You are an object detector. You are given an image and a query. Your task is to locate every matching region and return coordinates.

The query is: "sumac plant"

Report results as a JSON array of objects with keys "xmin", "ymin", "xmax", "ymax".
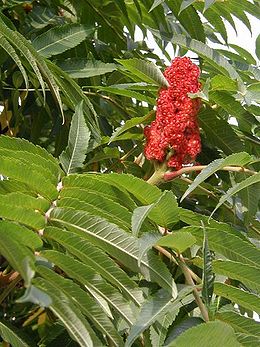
[{"xmin": 0, "ymin": 0, "xmax": 260, "ymax": 346}]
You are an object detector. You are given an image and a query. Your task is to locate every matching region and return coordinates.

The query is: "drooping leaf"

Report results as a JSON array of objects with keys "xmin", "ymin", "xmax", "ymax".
[
  {"xmin": 34, "ymin": 278, "xmax": 99, "ymax": 347},
  {"xmin": 125, "ymin": 289, "xmax": 193, "ymax": 347},
  {"xmin": 0, "ymin": 320, "xmax": 34, "ymax": 347},
  {"xmin": 43, "ymin": 227, "xmax": 143, "ymax": 306},
  {"xmin": 57, "ymin": 58, "xmax": 117, "ymax": 78},
  {"xmin": 37, "ymin": 265, "xmax": 124, "ymax": 346},
  {"xmin": 211, "ymin": 173, "xmax": 260, "ymax": 216},
  {"xmin": 49, "ymin": 208, "xmax": 177, "ymax": 296},
  {"xmin": 181, "ymin": 152, "xmax": 252, "ymax": 201},
  {"xmin": 213, "ymin": 260, "xmax": 260, "ymax": 293},
  {"xmin": 216, "ymin": 309, "xmax": 260, "ymax": 337},
  {"xmin": 149, "ymin": 0, "xmax": 165, "ymax": 12},
  {"xmin": 32, "ymin": 24, "xmax": 95, "ymax": 58},
  {"xmin": 0, "ymin": 224, "xmax": 35, "ymax": 286},
  {"xmin": 179, "ymin": 0, "xmax": 196, "ymax": 14},
  {"xmin": 214, "ymin": 283, "xmax": 260, "ymax": 314},
  {"xmin": 60, "ymin": 101, "xmax": 90, "ymax": 174},
  {"xmin": 116, "ymin": 58, "xmax": 169, "ymax": 87},
  {"xmin": 180, "ymin": 226, "xmax": 260, "ymax": 267}
]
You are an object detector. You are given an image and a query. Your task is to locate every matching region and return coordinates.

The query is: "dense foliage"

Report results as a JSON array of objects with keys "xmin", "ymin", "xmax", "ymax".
[{"xmin": 0, "ymin": 0, "xmax": 260, "ymax": 346}]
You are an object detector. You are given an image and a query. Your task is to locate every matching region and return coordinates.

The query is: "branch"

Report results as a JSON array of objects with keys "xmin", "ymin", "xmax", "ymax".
[
  {"xmin": 164, "ymin": 165, "xmax": 256, "ymax": 181},
  {"xmin": 178, "ymin": 255, "xmax": 209, "ymax": 322}
]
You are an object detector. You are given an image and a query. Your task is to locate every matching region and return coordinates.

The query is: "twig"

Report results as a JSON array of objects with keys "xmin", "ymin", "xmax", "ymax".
[
  {"xmin": 178, "ymin": 255, "xmax": 209, "ymax": 322},
  {"xmin": 164, "ymin": 165, "xmax": 256, "ymax": 181}
]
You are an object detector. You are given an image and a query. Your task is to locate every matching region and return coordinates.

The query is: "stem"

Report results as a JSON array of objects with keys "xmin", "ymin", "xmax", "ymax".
[
  {"xmin": 164, "ymin": 165, "xmax": 256, "ymax": 181},
  {"xmin": 0, "ymin": 274, "xmax": 21, "ymax": 305},
  {"xmin": 178, "ymin": 255, "xmax": 209, "ymax": 322}
]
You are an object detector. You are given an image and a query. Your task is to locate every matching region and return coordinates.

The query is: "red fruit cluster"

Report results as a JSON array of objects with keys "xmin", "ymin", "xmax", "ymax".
[{"xmin": 144, "ymin": 57, "xmax": 201, "ymax": 170}]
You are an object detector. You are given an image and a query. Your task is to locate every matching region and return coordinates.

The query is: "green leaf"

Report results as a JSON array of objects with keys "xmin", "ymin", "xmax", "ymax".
[
  {"xmin": 43, "ymin": 227, "xmax": 143, "ymax": 306},
  {"xmin": 0, "ymin": 34, "xmax": 29, "ymax": 92},
  {"xmin": 0, "ymin": 226, "xmax": 35, "ymax": 286},
  {"xmin": 156, "ymin": 232, "xmax": 196, "ymax": 254},
  {"xmin": 50, "ymin": 208, "xmax": 177, "ymax": 296},
  {"xmin": 202, "ymin": 226, "xmax": 214, "ymax": 308},
  {"xmin": 216, "ymin": 309, "xmax": 260, "ymax": 337},
  {"xmin": 138, "ymin": 233, "xmax": 162, "ymax": 267},
  {"xmin": 199, "ymin": 108, "xmax": 244, "ymax": 155},
  {"xmin": 211, "ymin": 173, "xmax": 260, "ymax": 216},
  {"xmin": 210, "ymin": 75, "xmax": 237, "ymax": 92},
  {"xmin": 235, "ymin": 333, "xmax": 260, "ymax": 347},
  {"xmin": 132, "ymin": 191, "xmax": 179, "ymax": 235},
  {"xmin": 34, "ymin": 278, "xmax": 98, "ymax": 347},
  {"xmin": 125, "ymin": 289, "xmax": 194, "ymax": 347},
  {"xmin": 213, "ymin": 260, "xmax": 260, "ymax": 293},
  {"xmin": 167, "ymin": 321, "xmax": 240, "ymax": 347},
  {"xmin": 256, "ymin": 34, "xmax": 260, "ymax": 60},
  {"xmin": 181, "ymin": 152, "xmax": 252, "ymax": 201},
  {"xmin": 37, "ymin": 265, "xmax": 124, "ymax": 346},
  {"xmin": 47, "ymin": 61, "xmax": 101, "ymax": 143},
  {"xmin": 167, "ymin": 0, "xmax": 205, "ymax": 43},
  {"xmin": 214, "ymin": 283, "xmax": 260, "ymax": 314},
  {"xmin": 0, "ymin": 220, "xmax": 42, "ymax": 250},
  {"xmin": 109, "ymin": 112, "xmax": 153, "ymax": 144},
  {"xmin": 150, "ymin": 32, "xmax": 240, "ymax": 80},
  {"xmin": 60, "ymin": 101, "xmax": 91, "ymax": 174},
  {"xmin": 0, "ymin": 320, "xmax": 34, "ymax": 347},
  {"xmin": 179, "ymin": 0, "xmax": 196, "ymax": 14},
  {"xmin": 149, "ymin": 0, "xmax": 165, "ymax": 12},
  {"xmin": 116, "ymin": 58, "xmax": 169, "ymax": 87},
  {"xmin": 180, "ymin": 226, "xmax": 260, "ymax": 267},
  {"xmin": 32, "ymin": 24, "xmax": 94, "ymax": 58},
  {"xmin": 204, "ymin": 0, "xmax": 216, "ymax": 12},
  {"xmin": 0, "ymin": 136, "xmax": 60, "ymax": 180},
  {"xmin": 40, "ymin": 249, "xmax": 135, "ymax": 326},
  {"xmin": 229, "ymin": 44, "xmax": 256, "ymax": 65},
  {"xmin": 57, "ymin": 58, "xmax": 117, "ymax": 78}
]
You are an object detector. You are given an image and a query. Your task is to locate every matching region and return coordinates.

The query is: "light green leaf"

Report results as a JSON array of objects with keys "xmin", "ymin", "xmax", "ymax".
[
  {"xmin": 60, "ymin": 101, "xmax": 91, "ymax": 175},
  {"xmin": 229, "ymin": 44, "xmax": 256, "ymax": 65},
  {"xmin": 168, "ymin": 321, "xmax": 240, "ymax": 347},
  {"xmin": 149, "ymin": 0, "xmax": 165, "ymax": 12},
  {"xmin": 213, "ymin": 260, "xmax": 260, "ymax": 293},
  {"xmin": 180, "ymin": 226, "xmax": 260, "ymax": 267},
  {"xmin": 125, "ymin": 289, "xmax": 193, "ymax": 347},
  {"xmin": 50, "ymin": 208, "xmax": 177, "ymax": 296},
  {"xmin": 0, "ymin": 226, "xmax": 35, "ymax": 286},
  {"xmin": 116, "ymin": 58, "xmax": 169, "ymax": 87},
  {"xmin": 256, "ymin": 34, "xmax": 260, "ymax": 60},
  {"xmin": 211, "ymin": 173, "xmax": 260, "ymax": 216},
  {"xmin": 0, "ymin": 220, "xmax": 42, "ymax": 250},
  {"xmin": 109, "ymin": 112, "xmax": 153, "ymax": 144},
  {"xmin": 34, "ymin": 278, "xmax": 98, "ymax": 347},
  {"xmin": 132, "ymin": 191, "xmax": 179, "ymax": 235},
  {"xmin": 138, "ymin": 233, "xmax": 162, "ymax": 267},
  {"xmin": 0, "ymin": 320, "xmax": 33, "ymax": 347},
  {"xmin": 181, "ymin": 152, "xmax": 252, "ymax": 201},
  {"xmin": 214, "ymin": 283, "xmax": 260, "ymax": 314},
  {"xmin": 204, "ymin": 0, "xmax": 216, "ymax": 12},
  {"xmin": 32, "ymin": 24, "xmax": 94, "ymax": 58},
  {"xmin": 40, "ymin": 249, "xmax": 135, "ymax": 326},
  {"xmin": 156, "ymin": 232, "xmax": 196, "ymax": 254},
  {"xmin": 216, "ymin": 309, "xmax": 260, "ymax": 337},
  {"xmin": 43, "ymin": 227, "xmax": 143, "ymax": 306},
  {"xmin": 236, "ymin": 333, "xmax": 260, "ymax": 347},
  {"xmin": 210, "ymin": 75, "xmax": 237, "ymax": 91},
  {"xmin": 57, "ymin": 58, "xmax": 117, "ymax": 78},
  {"xmin": 0, "ymin": 34, "xmax": 29, "ymax": 92},
  {"xmin": 179, "ymin": 0, "xmax": 196, "ymax": 14},
  {"xmin": 37, "ymin": 265, "xmax": 124, "ymax": 346}
]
